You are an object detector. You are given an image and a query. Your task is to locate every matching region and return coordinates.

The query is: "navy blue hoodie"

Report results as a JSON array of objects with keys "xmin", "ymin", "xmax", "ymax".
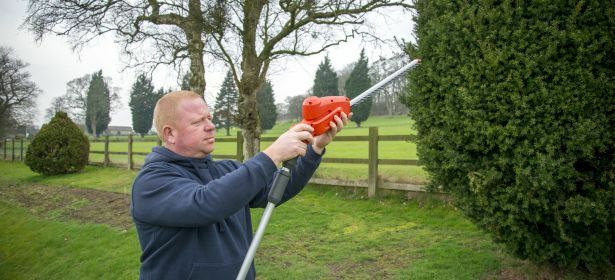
[{"xmin": 131, "ymin": 146, "xmax": 322, "ymax": 280}]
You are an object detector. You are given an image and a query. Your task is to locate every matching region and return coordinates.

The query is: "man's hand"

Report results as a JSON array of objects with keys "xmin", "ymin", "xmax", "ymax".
[
  {"xmin": 312, "ymin": 112, "xmax": 351, "ymax": 155},
  {"xmin": 263, "ymin": 124, "xmax": 314, "ymax": 166}
]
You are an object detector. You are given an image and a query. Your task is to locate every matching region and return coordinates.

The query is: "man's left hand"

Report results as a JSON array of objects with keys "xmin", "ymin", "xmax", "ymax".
[{"xmin": 312, "ymin": 112, "xmax": 351, "ymax": 155}]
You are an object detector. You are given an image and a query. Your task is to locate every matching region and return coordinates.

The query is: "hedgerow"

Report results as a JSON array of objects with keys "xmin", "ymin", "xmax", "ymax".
[{"xmin": 405, "ymin": 0, "xmax": 614, "ymax": 270}]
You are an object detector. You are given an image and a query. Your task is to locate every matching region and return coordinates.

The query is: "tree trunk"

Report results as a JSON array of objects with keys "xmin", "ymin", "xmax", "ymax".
[
  {"xmin": 91, "ymin": 119, "xmax": 98, "ymax": 139},
  {"xmin": 238, "ymin": 88, "xmax": 261, "ymax": 159},
  {"xmin": 385, "ymin": 92, "xmax": 394, "ymax": 116},
  {"xmin": 237, "ymin": 0, "xmax": 267, "ymax": 159},
  {"xmin": 185, "ymin": 0, "xmax": 206, "ymax": 96}
]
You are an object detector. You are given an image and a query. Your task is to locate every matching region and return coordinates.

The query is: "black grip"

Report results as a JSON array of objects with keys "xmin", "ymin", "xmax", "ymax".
[
  {"xmin": 267, "ymin": 157, "xmax": 298, "ymax": 205},
  {"xmin": 267, "ymin": 168, "xmax": 290, "ymax": 205},
  {"xmin": 283, "ymin": 157, "xmax": 298, "ymax": 170}
]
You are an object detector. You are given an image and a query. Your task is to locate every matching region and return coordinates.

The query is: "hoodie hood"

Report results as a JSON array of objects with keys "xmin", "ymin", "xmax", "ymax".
[{"xmin": 144, "ymin": 146, "xmax": 219, "ymax": 183}]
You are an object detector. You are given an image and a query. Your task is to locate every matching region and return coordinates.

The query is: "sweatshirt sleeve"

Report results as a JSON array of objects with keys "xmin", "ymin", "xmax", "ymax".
[
  {"xmin": 249, "ymin": 145, "xmax": 323, "ymax": 208},
  {"xmin": 131, "ymin": 152, "xmax": 277, "ymax": 227}
]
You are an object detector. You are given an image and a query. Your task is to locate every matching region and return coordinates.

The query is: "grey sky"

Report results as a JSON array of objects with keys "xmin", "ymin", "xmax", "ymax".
[{"xmin": 0, "ymin": 1, "xmax": 414, "ymax": 127}]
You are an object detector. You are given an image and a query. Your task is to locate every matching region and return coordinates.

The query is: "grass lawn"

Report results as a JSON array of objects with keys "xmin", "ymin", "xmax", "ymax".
[
  {"xmin": 0, "ymin": 201, "xmax": 141, "ymax": 279},
  {"xmin": 2, "ymin": 161, "xmax": 603, "ymax": 279}
]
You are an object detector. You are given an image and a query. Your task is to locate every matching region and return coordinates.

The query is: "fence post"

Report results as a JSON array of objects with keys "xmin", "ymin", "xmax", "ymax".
[
  {"xmin": 128, "ymin": 134, "xmax": 134, "ymax": 170},
  {"xmin": 104, "ymin": 135, "xmax": 110, "ymax": 167},
  {"xmin": 3, "ymin": 138, "xmax": 7, "ymax": 160},
  {"xmin": 20, "ymin": 138, "xmax": 24, "ymax": 161},
  {"xmin": 11, "ymin": 138, "xmax": 15, "ymax": 161},
  {"xmin": 368, "ymin": 127, "xmax": 379, "ymax": 198},
  {"xmin": 236, "ymin": 131, "xmax": 244, "ymax": 162}
]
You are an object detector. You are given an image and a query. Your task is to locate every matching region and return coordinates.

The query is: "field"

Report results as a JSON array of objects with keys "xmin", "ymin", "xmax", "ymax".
[{"xmin": 0, "ymin": 161, "xmax": 564, "ymax": 280}]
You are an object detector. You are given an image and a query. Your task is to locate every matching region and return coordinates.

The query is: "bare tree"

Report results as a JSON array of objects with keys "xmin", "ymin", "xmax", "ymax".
[
  {"xmin": 0, "ymin": 47, "xmax": 40, "ymax": 139},
  {"xmin": 45, "ymin": 95, "xmax": 72, "ymax": 121},
  {"xmin": 24, "ymin": 0, "xmax": 226, "ymax": 95},
  {"xmin": 284, "ymin": 93, "xmax": 308, "ymax": 122},
  {"xmin": 370, "ymin": 53, "xmax": 409, "ymax": 116},
  {"xmin": 208, "ymin": 0, "xmax": 413, "ymax": 158},
  {"xmin": 25, "ymin": 0, "xmax": 413, "ymax": 158},
  {"xmin": 51, "ymin": 73, "xmax": 122, "ymax": 126},
  {"xmin": 337, "ymin": 62, "xmax": 356, "ymax": 97},
  {"xmin": 63, "ymin": 74, "xmax": 90, "ymax": 124}
]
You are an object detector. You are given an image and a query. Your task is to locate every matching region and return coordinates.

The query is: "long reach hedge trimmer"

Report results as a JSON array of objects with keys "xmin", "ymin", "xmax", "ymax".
[{"xmin": 236, "ymin": 58, "xmax": 421, "ymax": 280}]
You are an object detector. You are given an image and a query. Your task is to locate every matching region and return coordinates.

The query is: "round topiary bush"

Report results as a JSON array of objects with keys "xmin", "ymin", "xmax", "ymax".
[
  {"xmin": 405, "ymin": 1, "xmax": 614, "ymax": 270},
  {"xmin": 25, "ymin": 111, "xmax": 89, "ymax": 175}
]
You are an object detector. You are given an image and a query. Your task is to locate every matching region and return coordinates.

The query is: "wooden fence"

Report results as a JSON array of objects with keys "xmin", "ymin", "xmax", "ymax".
[{"xmin": 2, "ymin": 127, "xmax": 426, "ymax": 196}]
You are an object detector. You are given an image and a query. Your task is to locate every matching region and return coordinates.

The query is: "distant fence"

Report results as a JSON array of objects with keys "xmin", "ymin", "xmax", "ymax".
[{"xmin": 2, "ymin": 127, "xmax": 426, "ymax": 196}]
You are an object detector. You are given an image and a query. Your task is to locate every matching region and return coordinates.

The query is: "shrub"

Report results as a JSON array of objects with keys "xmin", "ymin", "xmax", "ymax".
[
  {"xmin": 405, "ymin": 0, "xmax": 614, "ymax": 270},
  {"xmin": 25, "ymin": 112, "xmax": 89, "ymax": 175}
]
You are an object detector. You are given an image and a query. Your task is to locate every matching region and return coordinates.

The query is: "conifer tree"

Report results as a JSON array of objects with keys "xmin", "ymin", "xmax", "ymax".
[
  {"xmin": 313, "ymin": 55, "xmax": 339, "ymax": 97},
  {"xmin": 344, "ymin": 49, "xmax": 372, "ymax": 127},
  {"xmin": 257, "ymin": 81, "xmax": 277, "ymax": 130},
  {"xmin": 129, "ymin": 74, "xmax": 160, "ymax": 137},
  {"xmin": 85, "ymin": 70, "xmax": 111, "ymax": 137},
  {"xmin": 213, "ymin": 71, "xmax": 239, "ymax": 136}
]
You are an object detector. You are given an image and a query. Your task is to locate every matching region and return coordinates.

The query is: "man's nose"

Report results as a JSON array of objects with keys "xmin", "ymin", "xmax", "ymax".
[{"xmin": 205, "ymin": 119, "xmax": 215, "ymax": 131}]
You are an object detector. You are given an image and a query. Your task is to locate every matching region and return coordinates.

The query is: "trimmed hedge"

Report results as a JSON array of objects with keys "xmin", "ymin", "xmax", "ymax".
[
  {"xmin": 25, "ymin": 112, "xmax": 89, "ymax": 175},
  {"xmin": 405, "ymin": 0, "xmax": 614, "ymax": 270}
]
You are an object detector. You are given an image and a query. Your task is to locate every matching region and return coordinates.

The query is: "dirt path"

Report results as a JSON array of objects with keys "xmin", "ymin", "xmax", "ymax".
[{"xmin": 0, "ymin": 183, "xmax": 132, "ymax": 230}]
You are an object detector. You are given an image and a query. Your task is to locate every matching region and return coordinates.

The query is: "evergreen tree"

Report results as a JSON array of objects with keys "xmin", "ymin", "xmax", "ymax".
[
  {"xmin": 257, "ymin": 81, "xmax": 277, "ymax": 130},
  {"xmin": 405, "ymin": 0, "xmax": 614, "ymax": 270},
  {"xmin": 313, "ymin": 55, "xmax": 339, "ymax": 97},
  {"xmin": 344, "ymin": 49, "xmax": 372, "ymax": 127},
  {"xmin": 129, "ymin": 74, "xmax": 160, "ymax": 137},
  {"xmin": 213, "ymin": 71, "xmax": 239, "ymax": 136},
  {"xmin": 25, "ymin": 111, "xmax": 89, "ymax": 175},
  {"xmin": 85, "ymin": 70, "xmax": 111, "ymax": 138}
]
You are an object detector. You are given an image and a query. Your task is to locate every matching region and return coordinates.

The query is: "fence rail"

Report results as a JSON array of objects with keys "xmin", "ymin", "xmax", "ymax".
[{"xmin": 2, "ymin": 127, "xmax": 426, "ymax": 196}]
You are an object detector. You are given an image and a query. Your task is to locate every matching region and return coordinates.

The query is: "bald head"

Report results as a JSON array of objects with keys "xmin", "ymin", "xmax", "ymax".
[{"xmin": 154, "ymin": 90, "xmax": 204, "ymax": 141}]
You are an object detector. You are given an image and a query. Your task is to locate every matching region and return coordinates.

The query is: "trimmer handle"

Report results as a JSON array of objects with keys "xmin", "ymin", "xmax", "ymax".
[
  {"xmin": 300, "ymin": 96, "xmax": 351, "ymax": 136},
  {"xmin": 267, "ymin": 157, "xmax": 297, "ymax": 205}
]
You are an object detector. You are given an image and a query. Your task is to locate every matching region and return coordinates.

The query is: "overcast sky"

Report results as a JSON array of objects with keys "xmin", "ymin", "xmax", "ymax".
[{"xmin": 0, "ymin": 1, "xmax": 415, "ymax": 127}]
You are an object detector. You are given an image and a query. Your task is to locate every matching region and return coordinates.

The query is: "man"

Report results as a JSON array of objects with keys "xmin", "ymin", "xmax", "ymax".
[{"xmin": 131, "ymin": 90, "xmax": 349, "ymax": 279}]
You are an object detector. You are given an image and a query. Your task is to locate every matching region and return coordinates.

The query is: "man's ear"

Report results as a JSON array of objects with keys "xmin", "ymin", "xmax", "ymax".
[{"xmin": 163, "ymin": 125, "xmax": 176, "ymax": 144}]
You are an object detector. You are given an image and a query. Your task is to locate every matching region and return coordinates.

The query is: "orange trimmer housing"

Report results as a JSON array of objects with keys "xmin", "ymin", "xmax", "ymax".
[{"xmin": 300, "ymin": 96, "xmax": 351, "ymax": 136}]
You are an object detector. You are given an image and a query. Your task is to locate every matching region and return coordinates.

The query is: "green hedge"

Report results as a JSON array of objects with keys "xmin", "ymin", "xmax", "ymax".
[{"xmin": 405, "ymin": 0, "xmax": 614, "ymax": 270}]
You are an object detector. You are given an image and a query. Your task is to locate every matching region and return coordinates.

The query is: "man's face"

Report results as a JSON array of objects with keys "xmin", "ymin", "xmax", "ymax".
[{"xmin": 172, "ymin": 97, "xmax": 216, "ymax": 158}]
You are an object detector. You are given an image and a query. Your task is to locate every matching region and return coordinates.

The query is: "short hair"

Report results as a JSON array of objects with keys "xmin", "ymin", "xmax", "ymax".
[{"xmin": 153, "ymin": 90, "xmax": 203, "ymax": 141}]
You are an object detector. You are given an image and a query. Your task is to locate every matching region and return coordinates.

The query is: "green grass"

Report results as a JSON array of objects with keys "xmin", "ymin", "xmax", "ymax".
[
  {"xmin": 251, "ymin": 187, "xmax": 507, "ymax": 279},
  {"xmin": 0, "ymin": 161, "xmax": 136, "ymax": 194},
  {"xmin": 0, "ymin": 201, "xmax": 141, "ymax": 279},
  {"xmin": 1, "ymin": 161, "xmax": 608, "ymax": 279}
]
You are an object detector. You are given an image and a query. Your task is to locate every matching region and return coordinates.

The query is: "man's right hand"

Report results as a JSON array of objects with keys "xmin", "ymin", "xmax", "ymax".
[{"xmin": 263, "ymin": 124, "xmax": 315, "ymax": 166}]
